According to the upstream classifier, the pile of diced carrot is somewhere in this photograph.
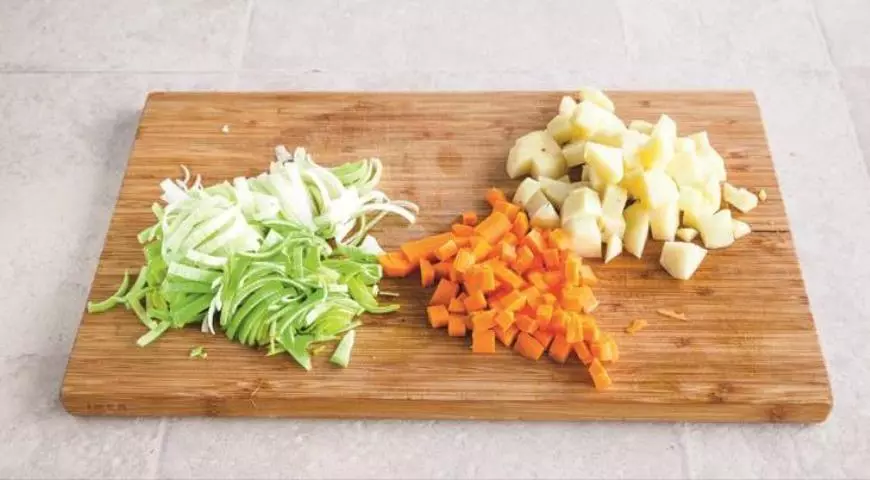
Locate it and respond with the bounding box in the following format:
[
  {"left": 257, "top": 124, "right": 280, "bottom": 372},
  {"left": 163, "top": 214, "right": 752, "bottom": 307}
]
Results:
[{"left": 379, "top": 188, "right": 617, "bottom": 390}]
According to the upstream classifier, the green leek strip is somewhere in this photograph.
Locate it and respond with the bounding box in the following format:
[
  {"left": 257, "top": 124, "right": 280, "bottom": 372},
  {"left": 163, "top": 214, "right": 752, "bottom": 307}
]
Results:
[
  {"left": 86, "top": 270, "right": 131, "bottom": 313},
  {"left": 330, "top": 330, "right": 356, "bottom": 368},
  {"left": 347, "top": 276, "right": 399, "bottom": 314},
  {"left": 136, "top": 321, "right": 171, "bottom": 347}
]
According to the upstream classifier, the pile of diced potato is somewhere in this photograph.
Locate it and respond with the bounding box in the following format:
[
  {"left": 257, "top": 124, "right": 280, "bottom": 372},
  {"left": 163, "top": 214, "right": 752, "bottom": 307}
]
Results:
[{"left": 506, "top": 88, "right": 761, "bottom": 280}]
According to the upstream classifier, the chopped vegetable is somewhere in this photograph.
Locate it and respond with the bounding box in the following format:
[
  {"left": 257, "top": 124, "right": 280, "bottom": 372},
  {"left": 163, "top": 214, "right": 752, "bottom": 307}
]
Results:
[
  {"left": 625, "top": 319, "right": 648, "bottom": 335},
  {"left": 189, "top": 346, "right": 208, "bottom": 359},
  {"left": 656, "top": 308, "right": 688, "bottom": 321},
  {"left": 330, "top": 330, "right": 356, "bottom": 367}
]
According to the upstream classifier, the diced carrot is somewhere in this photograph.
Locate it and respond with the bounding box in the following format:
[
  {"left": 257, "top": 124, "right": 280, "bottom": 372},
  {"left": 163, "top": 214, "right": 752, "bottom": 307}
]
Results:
[
  {"left": 542, "top": 248, "right": 561, "bottom": 270},
  {"left": 464, "top": 290, "right": 488, "bottom": 312},
  {"left": 579, "top": 265, "right": 598, "bottom": 286},
  {"left": 452, "top": 248, "right": 476, "bottom": 274},
  {"left": 448, "top": 264, "right": 461, "bottom": 283},
  {"left": 478, "top": 265, "right": 497, "bottom": 292},
  {"left": 448, "top": 296, "right": 466, "bottom": 314},
  {"left": 560, "top": 287, "right": 584, "bottom": 313},
  {"left": 564, "top": 253, "right": 582, "bottom": 286},
  {"left": 564, "top": 313, "right": 585, "bottom": 343},
  {"left": 597, "top": 334, "right": 618, "bottom": 363},
  {"left": 452, "top": 223, "right": 474, "bottom": 237},
  {"left": 494, "top": 309, "right": 515, "bottom": 330},
  {"left": 455, "top": 236, "right": 472, "bottom": 248},
  {"left": 471, "top": 310, "right": 496, "bottom": 331},
  {"left": 474, "top": 211, "right": 512, "bottom": 244},
  {"left": 434, "top": 239, "right": 459, "bottom": 262},
  {"left": 400, "top": 232, "right": 453, "bottom": 264},
  {"left": 464, "top": 315, "right": 474, "bottom": 330},
  {"left": 532, "top": 329, "right": 555, "bottom": 350},
  {"left": 513, "top": 245, "right": 535, "bottom": 273},
  {"left": 541, "top": 292, "right": 557, "bottom": 305},
  {"left": 494, "top": 325, "right": 519, "bottom": 347},
  {"left": 548, "top": 228, "right": 572, "bottom": 251},
  {"left": 430, "top": 279, "right": 459, "bottom": 306},
  {"left": 573, "top": 341, "right": 595, "bottom": 365},
  {"left": 522, "top": 229, "right": 547, "bottom": 256},
  {"left": 499, "top": 242, "right": 517, "bottom": 263},
  {"left": 502, "top": 231, "right": 519, "bottom": 246},
  {"left": 583, "top": 320, "right": 601, "bottom": 342},
  {"left": 379, "top": 251, "right": 417, "bottom": 277},
  {"left": 549, "top": 309, "right": 568, "bottom": 334},
  {"left": 494, "top": 201, "right": 521, "bottom": 221},
  {"left": 461, "top": 211, "right": 479, "bottom": 226},
  {"left": 542, "top": 271, "right": 563, "bottom": 290},
  {"left": 470, "top": 237, "right": 493, "bottom": 262},
  {"left": 472, "top": 329, "right": 496, "bottom": 353},
  {"left": 427, "top": 305, "right": 450, "bottom": 328},
  {"left": 447, "top": 315, "right": 467, "bottom": 337},
  {"left": 589, "top": 358, "right": 612, "bottom": 390},
  {"left": 420, "top": 259, "right": 435, "bottom": 287},
  {"left": 512, "top": 211, "right": 530, "bottom": 238},
  {"left": 527, "top": 271, "right": 549, "bottom": 292},
  {"left": 485, "top": 187, "right": 507, "bottom": 207},
  {"left": 514, "top": 332, "right": 545, "bottom": 360},
  {"left": 492, "top": 262, "right": 525, "bottom": 289},
  {"left": 536, "top": 304, "right": 553, "bottom": 326},
  {"left": 515, "top": 314, "right": 539, "bottom": 334},
  {"left": 548, "top": 335, "right": 572, "bottom": 364},
  {"left": 521, "top": 285, "right": 541, "bottom": 309},
  {"left": 432, "top": 262, "right": 451, "bottom": 280},
  {"left": 500, "top": 290, "right": 527, "bottom": 312}
]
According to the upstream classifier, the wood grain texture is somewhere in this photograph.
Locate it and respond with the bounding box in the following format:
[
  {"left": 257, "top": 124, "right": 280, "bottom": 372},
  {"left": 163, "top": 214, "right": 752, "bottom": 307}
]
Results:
[{"left": 61, "top": 91, "right": 832, "bottom": 423}]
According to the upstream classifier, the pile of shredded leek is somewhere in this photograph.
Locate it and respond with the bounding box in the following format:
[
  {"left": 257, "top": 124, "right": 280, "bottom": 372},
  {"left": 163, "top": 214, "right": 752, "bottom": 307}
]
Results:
[{"left": 88, "top": 146, "right": 418, "bottom": 369}]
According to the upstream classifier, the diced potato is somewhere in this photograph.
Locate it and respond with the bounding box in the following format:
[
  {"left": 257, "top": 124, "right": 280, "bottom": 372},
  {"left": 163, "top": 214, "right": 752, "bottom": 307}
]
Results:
[
  {"left": 675, "top": 137, "right": 695, "bottom": 154},
  {"left": 623, "top": 202, "right": 650, "bottom": 258},
  {"left": 573, "top": 101, "right": 624, "bottom": 138},
  {"left": 666, "top": 150, "right": 706, "bottom": 187},
  {"left": 628, "top": 119, "right": 654, "bottom": 135},
  {"left": 587, "top": 165, "right": 608, "bottom": 192},
  {"left": 722, "top": 183, "right": 759, "bottom": 213},
  {"left": 604, "top": 234, "right": 623, "bottom": 263},
  {"left": 599, "top": 215, "right": 626, "bottom": 239},
  {"left": 524, "top": 190, "right": 551, "bottom": 218},
  {"left": 559, "top": 95, "right": 578, "bottom": 117},
  {"left": 561, "top": 187, "right": 602, "bottom": 221},
  {"left": 562, "top": 141, "right": 587, "bottom": 167},
  {"left": 601, "top": 184, "right": 629, "bottom": 218},
  {"left": 698, "top": 209, "right": 735, "bottom": 249},
  {"left": 512, "top": 177, "right": 542, "bottom": 207},
  {"left": 530, "top": 203, "right": 561, "bottom": 229},
  {"left": 650, "top": 201, "right": 679, "bottom": 241},
  {"left": 638, "top": 114, "right": 677, "bottom": 170},
  {"left": 660, "top": 241, "right": 707, "bottom": 280},
  {"left": 639, "top": 169, "right": 679, "bottom": 209},
  {"left": 587, "top": 129, "right": 624, "bottom": 148},
  {"left": 620, "top": 167, "right": 645, "bottom": 199},
  {"left": 678, "top": 185, "right": 705, "bottom": 213},
  {"left": 530, "top": 148, "right": 568, "bottom": 179},
  {"left": 539, "top": 176, "right": 573, "bottom": 208},
  {"left": 563, "top": 215, "right": 602, "bottom": 258},
  {"left": 547, "top": 114, "right": 581, "bottom": 145},
  {"left": 758, "top": 189, "right": 768, "bottom": 202},
  {"left": 506, "top": 131, "right": 562, "bottom": 179},
  {"left": 585, "top": 142, "right": 624, "bottom": 184},
  {"left": 701, "top": 178, "right": 722, "bottom": 211},
  {"left": 578, "top": 87, "right": 615, "bottom": 113},
  {"left": 689, "top": 131, "right": 711, "bottom": 151},
  {"left": 698, "top": 148, "right": 727, "bottom": 183},
  {"left": 580, "top": 164, "right": 591, "bottom": 182},
  {"left": 732, "top": 219, "right": 751, "bottom": 239},
  {"left": 676, "top": 227, "right": 698, "bottom": 242},
  {"left": 557, "top": 175, "right": 571, "bottom": 183}
]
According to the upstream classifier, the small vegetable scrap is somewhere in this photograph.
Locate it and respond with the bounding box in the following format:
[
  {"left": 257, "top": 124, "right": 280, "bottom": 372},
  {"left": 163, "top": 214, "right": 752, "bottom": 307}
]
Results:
[
  {"left": 189, "top": 346, "right": 208, "bottom": 359},
  {"left": 88, "top": 146, "right": 419, "bottom": 370},
  {"left": 380, "top": 188, "right": 618, "bottom": 390},
  {"left": 624, "top": 319, "right": 648, "bottom": 335},
  {"left": 656, "top": 309, "right": 687, "bottom": 321}
]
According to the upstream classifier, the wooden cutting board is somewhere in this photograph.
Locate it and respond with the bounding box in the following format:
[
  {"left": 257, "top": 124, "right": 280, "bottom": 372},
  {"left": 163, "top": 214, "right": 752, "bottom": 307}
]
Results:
[{"left": 62, "top": 91, "right": 832, "bottom": 422}]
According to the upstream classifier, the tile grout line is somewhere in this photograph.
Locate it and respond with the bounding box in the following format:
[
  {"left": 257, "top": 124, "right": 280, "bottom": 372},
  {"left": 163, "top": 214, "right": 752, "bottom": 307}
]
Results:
[{"left": 148, "top": 418, "right": 170, "bottom": 479}]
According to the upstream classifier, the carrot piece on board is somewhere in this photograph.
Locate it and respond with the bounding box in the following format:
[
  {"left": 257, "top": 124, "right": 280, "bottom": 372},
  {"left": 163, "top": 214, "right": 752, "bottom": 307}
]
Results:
[
  {"left": 549, "top": 309, "right": 568, "bottom": 334},
  {"left": 502, "top": 231, "right": 519, "bottom": 246},
  {"left": 579, "top": 264, "right": 599, "bottom": 286},
  {"left": 498, "top": 242, "right": 517, "bottom": 263},
  {"left": 472, "top": 329, "right": 496, "bottom": 353},
  {"left": 548, "top": 335, "right": 572, "bottom": 364},
  {"left": 597, "top": 334, "right": 618, "bottom": 362},
  {"left": 492, "top": 262, "right": 525, "bottom": 289},
  {"left": 479, "top": 265, "right": 497, "bottom": 292},
  {"left": 452, "top": 223, "right": 475, "bottom": 237},
  {"left": 485, "top": 187, "right": 507, "bottom": 207},
  {"left": 434, "top": 239, "right": 459, "bottom": 262},
  {"left": 564, "top": 253, "right": 582, "bottom": 286},
  {"left": 515, "top": 314, "right": 539, "bottom": 334},
  {"left": 625, "top": 319, "right": 648, "bottom": 335},
  {"left": 474, "top": 211, "right": 512, "bottom": 244},
  {"left": 536, "top": 304, "right": 554, "bottom": 326},
  {"left": 513, "top": 245, "right": 535, "bottom": 273},
  {"left": 452, "top": 248, "right": 476, "bottom": 274},
  {"left": 573, "top": 341, "right": 595, "bottom": 365},
  {"left": 420, "top": 259, "right": 435, "bottom": 287},
  {"left": 589, "top": 358, "right": 612, "bottom": 390},
  {"left": 548, "top": 228, "right": 572, "bottom": 251},
  {"left": 464, "top": 290, "right": 488, "bottom": 312},
  {"left": 514, "top": 332, "right": 545, "bottom": 360},
  {"left": 470, "top": 237, "right": 493, "bottom": 262},
  {"left": 400, "top": 232, "right": 453, "bottom": 264},
  {"left": 433, "top": 260, "right": 452, "bottom": 279},
  {"left": 494, "top": 324, "right": 519, "bottom": 347},
  {"left": 527, "top": 271, "right": 549, "bottom": 292},
  {"left": 583, "top": 320, "right": 601, "bottom": 342},
  {"left": 379, "top": 251, "right": 417, "bottom": 277},
  {"left": 500, "top": 290, "right": 527, "bottom": 312},
  {"left": 532, "top": 329, "right": 555, "bottom": 350},
  {"left": 542, "top": 271, "right": 563, "bottom": 290},
  {"left": 448, "top": 296, "right": 467, "bottom": 314},
  {"left": 427, "top": 305, "right": 450, "bottom": 328},
  {"left": 521, "top": 285, "right": 541, "bottom": 309},
  {"left": 455, "top": 236, "right": 472, "bottom": 248},
  {"left": 494, "top": 201, "right": 521, "bottom": 221},
  {"left": 461, "top": 211, "right": 479, "bottom": 226},
  {"left": 447, "top": 315, "right": 467, "bottom": 337},
  {"left": 542, "top": 248, "right": 561, "bottom": 271},
  {"left": 522, "top": 229, "right": 547, "bottom": 256},
  {"left": 512, "top": 211, "right": 530, "bottom": 238},
  {"left": 564, "top": 313, "right": 585, "bottom": 343},
  {"left": 494, "top": 309, "right": 515, "bottom": 330},
  {"left": 541, "top": 292, "right": 557, "bottom": 305},
  {"left": 471, "top": 310, "right": 496, "bottom": 331},
  {"left": 560, "top": 287, "right": 584, "bottom": 313},
  {"left": 430, "top": 279, "right": 459, "bottom": 306}
]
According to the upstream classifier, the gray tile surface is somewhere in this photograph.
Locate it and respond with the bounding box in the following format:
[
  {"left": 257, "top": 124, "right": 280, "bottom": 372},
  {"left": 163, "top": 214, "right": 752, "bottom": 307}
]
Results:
[{"left": 2, "top": 0, "right": 870, "bottom": 478}]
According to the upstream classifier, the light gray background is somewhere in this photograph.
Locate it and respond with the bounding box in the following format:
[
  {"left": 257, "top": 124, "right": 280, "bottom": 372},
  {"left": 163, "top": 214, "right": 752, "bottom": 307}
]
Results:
[{"left": 2, "top": 0, "right": 869, "bottom": 478}]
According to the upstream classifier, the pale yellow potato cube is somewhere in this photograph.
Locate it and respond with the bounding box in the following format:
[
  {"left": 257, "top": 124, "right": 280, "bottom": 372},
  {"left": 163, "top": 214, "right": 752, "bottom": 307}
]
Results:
[
  {"left": 660, "top": 241, "right": 707, "bottom": 280},
  {"left": 584, "top": 142, "right": 624, "bottom": 184}
]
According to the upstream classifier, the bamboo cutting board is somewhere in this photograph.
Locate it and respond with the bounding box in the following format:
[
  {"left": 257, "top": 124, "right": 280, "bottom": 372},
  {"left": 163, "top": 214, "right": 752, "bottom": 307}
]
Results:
[{"left": 62, "top": 91, "right": 832, "bottom": 422}]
